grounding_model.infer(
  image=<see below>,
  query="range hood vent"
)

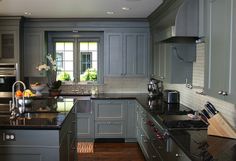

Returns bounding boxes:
[156,0,199,43]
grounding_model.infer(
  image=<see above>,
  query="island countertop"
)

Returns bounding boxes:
[0,96,77,130]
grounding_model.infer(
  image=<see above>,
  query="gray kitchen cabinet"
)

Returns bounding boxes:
[94,99,127,138]
[104,33,123,76]
[76,99,94,141]
[136,102,163,161]
[0,17,22,64]
[23,29,46,77]
[104,32,148,77]
[126,100,137,142]
[204,0,236,103]
[153,41,195,84]
[0,106,77,161]
[167,138,191,161]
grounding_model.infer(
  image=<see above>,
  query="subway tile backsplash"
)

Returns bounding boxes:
[165,43,236,128]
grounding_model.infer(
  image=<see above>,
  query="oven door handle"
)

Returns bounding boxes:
[0,74,16,77]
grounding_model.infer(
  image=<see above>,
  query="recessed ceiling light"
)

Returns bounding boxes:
[106,11,114,15]
[122,7,131,11]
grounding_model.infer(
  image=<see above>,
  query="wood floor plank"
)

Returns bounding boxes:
[78,143,145,161]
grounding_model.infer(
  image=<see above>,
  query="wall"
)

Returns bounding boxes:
[164,43,236,128]
[103,77,148,93]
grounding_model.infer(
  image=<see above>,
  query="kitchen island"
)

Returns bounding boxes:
[0,97,77,161]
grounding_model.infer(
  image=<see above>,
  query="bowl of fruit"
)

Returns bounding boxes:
[15,89,35,106]
[30,83,46,96]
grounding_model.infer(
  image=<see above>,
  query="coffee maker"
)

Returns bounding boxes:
[147,78,163,97]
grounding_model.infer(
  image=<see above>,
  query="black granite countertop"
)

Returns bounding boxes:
[1,93,235,160]
[91,93,236,161]
[170,129,236,161]
[0,96,77,130]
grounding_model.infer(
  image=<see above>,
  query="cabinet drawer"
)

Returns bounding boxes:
[95,121,125,138]
[77,114,94,139]
[94,100,126,121]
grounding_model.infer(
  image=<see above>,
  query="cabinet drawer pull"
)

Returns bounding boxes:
[152,155,157,159]
[68,131,73,134]
[218,91,223,95]
[222,91,228,96]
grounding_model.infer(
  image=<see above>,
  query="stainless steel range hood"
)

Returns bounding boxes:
[156,0,199,43]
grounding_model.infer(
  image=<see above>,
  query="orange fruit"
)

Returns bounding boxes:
[15,90,23,97]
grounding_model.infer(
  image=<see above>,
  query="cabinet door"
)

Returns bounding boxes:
[0,30,18,63]
[204,0,232,99]
[227,0,236,103]
[126,101,137,140]
[104,33,123,76]
[24,30,45,77]
[152,41,159,78]
[77,114,94,139]
[95,121,125,138]
[123,33,148,77]
[94,100,126,121]
[158,43,167,81]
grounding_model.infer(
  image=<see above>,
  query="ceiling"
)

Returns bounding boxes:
[0,0,163,18]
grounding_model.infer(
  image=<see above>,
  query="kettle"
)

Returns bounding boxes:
[147,78,163,96]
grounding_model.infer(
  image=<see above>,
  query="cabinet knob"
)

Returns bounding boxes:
[143,139,148,143]
[222,91,228,96]
[175,153,183,157]
[218,91,223,95]
[160,76,164,79]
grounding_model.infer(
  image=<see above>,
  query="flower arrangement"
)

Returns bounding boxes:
[36,54,62,91]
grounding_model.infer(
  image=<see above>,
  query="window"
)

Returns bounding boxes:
[55,42,74,81]
[79,42,98,81]
[48,32,102,83]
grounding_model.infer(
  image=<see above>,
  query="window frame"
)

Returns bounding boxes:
[47,31,104,84]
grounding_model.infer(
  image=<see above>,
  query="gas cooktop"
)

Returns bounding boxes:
[146,96,208,129]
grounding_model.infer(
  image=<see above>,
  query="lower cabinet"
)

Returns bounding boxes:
[76,99,94,141]
[136,102,163,161]
[0,106,77,161]
[77,99,137,142]
[167,139,191,161]
[94,100,126,138]
[95,121,125,138]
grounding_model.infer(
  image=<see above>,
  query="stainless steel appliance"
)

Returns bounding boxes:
[144,102,208,161]
[147,78,163,96]
[163,90,180,104]
[0,63,19,98]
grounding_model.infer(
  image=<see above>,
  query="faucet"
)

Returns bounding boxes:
[9,81,26,119]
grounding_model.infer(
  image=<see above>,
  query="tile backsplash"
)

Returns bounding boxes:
[28,43,236,128]
[165,43,236,128]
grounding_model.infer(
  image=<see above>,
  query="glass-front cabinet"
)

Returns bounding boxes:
[0,17,22,63]
[0,31,17,61]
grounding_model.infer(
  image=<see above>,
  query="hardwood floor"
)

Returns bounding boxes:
[78,143,146,161]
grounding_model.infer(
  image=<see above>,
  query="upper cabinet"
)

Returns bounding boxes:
[153,42,195,83]
[23,28,46,77]
[204,0,236,103]
[0,17,22,64]
[104,32,149,77]
[149,0,199,84]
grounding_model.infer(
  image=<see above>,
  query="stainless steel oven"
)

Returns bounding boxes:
[0,63,19,98]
